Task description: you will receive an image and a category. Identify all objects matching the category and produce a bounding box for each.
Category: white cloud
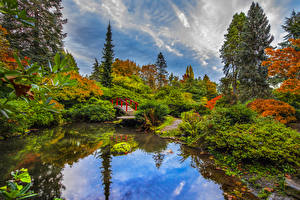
[70,0,291,70]
[212,66,222,72]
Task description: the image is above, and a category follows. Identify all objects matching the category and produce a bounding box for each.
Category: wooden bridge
[111,98,138,119]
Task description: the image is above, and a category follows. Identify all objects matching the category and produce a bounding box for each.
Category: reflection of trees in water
[97,145,112,200]
[134,134,168,153]
[179,145,258,200]
[152,153,165,169]
[0,139,27,183]
[31,163,65,200]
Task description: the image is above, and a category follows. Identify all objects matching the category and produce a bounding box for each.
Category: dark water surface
[0,123,257,200]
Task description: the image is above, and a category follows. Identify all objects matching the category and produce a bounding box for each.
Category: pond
[0,123,258,200]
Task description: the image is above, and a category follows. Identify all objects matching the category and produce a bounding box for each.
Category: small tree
[90,58,101,81]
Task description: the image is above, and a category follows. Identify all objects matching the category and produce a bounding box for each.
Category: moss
[111,142,131,155]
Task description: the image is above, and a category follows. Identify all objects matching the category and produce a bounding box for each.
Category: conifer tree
[63,51,79,72]
[90,58,101,81]
[220,12,246,96]
[0,0,67,66]
[101,22,114,87]
[280,10,300,47]
[238,2,273,101]
[155,52,168,88]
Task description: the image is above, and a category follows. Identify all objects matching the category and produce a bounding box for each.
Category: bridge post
[121,100,123,107]
[111,99,113,105]
[116,98,118,106]
[126,101,128,111]
[135,103,137,111]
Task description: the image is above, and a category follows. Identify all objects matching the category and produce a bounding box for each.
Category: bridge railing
[111,98,138,111]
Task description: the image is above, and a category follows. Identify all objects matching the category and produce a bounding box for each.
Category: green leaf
[0,109,9,118]
[16,183,31,196]
[26,64,40,74]
[4,70,21,77]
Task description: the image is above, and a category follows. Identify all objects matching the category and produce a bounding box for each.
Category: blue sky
[62,0,299,82]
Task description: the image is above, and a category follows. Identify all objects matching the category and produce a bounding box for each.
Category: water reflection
[0,123,257,200]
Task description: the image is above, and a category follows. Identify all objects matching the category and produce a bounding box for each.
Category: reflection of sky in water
[62,143,223,200]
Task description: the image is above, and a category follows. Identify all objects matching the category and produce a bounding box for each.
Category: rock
[285,177,300,199]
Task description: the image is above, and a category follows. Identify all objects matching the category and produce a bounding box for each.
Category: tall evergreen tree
[280,10,300,47]
[238,2,274,101]
[220,12,247,96]
[101,22,114,87]
[0,0,67,66]
[155,52,168,88]
[90,58,101,81]
[99,146,112,200]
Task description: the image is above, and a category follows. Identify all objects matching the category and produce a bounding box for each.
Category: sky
[62,0,300,82]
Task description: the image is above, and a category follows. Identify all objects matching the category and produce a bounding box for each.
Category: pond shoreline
[151,119,299,200]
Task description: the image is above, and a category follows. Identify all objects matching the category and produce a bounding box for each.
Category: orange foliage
[50,99,64,110]
[112,58,140,76]
[50,71,103,102]
[262,39,300,95]
[140,64,158,89]
[205,95,222,110]
[247,99,296,124]
[0,25,30,69]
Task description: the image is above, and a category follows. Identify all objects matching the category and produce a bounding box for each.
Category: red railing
[111,98,139,111]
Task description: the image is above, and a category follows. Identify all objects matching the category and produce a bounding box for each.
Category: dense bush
[209,104,257,128]
[50,71,103,108]
[160,89,194,117]
[135,101,169,128]
[179,111,203,138]
[0,100,62,137]
[247,99,296,124]
[64,98,115,122]
[205,95,223,110]
[100,75,152,104]
[205,117,300,167]
[273,91,300,121]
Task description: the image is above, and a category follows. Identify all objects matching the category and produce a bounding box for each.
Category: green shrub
[206,117,300,167]
[193,104,211,115]
[135,101,169,128]
[0,100,62,137]
[65,98,115,122]
[162,89,194,117]
[209,104,257,127]
[179,111,203,138]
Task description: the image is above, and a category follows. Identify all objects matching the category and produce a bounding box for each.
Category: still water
[0,123,257,200]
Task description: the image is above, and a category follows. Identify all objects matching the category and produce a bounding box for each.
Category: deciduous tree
[140,64,157,89]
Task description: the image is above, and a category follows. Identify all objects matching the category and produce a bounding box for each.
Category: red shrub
[247,99,296,124]
[205,95,222,110]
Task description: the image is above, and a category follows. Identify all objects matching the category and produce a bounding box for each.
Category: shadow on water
[0,123,258,200]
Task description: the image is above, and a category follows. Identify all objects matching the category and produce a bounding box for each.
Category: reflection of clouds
[62,155,103,200]
[173,181,185,196]
[188,176,223,200]
[59,142,225,200]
